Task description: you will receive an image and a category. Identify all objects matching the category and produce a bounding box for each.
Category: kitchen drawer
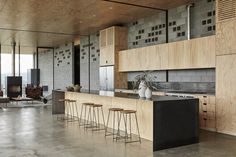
[200,116,216,129]
[206,104,216,112]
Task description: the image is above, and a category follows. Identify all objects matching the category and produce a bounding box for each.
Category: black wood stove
[6,76,22,98]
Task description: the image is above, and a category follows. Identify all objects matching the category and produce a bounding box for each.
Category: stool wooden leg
[122,113,127,143]
[86,106,91,128]
[113,111,116,140]
[93,108,97,128]
[74,102,79,120]
[101,107,106,128]
[116,112,122,141]
[135,113,141,143]
[105,110,111,136]
[71,102,74,119]
[84,106,87,128]
[117,111,120,137]
[79,104,84,125]
[97,107,100,128]
[62,101,66,120]
[69,102,73,121]
[129,114,132,140]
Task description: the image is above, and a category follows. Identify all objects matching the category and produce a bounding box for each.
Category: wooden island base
[64,91,199,151]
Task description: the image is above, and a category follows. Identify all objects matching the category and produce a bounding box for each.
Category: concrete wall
[127,0,215,49]
[54,43,73,90]
[80,33,100,91]
[168,5,188,42]
[127,12,166,49]
[39,42,74,94]
[38,49,53,95]
[78,0,216,92]
[191,0,216,38]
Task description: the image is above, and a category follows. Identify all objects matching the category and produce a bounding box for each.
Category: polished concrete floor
[0,106,236,157]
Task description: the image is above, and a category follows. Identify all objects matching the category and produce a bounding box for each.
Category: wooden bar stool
[58,99,70,121]
[91,104,106,131]
[117,110,141,144]
[67,100,79,122]
[105,108,124,140]
[79,103,94,128]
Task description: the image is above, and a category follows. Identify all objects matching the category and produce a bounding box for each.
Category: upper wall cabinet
[99,26,127,66]
[119,36,216,72]
[190,36,216,68]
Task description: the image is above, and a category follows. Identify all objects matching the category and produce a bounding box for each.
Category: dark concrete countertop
[69,90,197,102]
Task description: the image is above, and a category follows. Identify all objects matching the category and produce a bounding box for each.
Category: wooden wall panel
[216,19,236,55]
[216,54,236,136]
[115,27,128,49]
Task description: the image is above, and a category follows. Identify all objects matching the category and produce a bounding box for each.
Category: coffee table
[11,97,34,105]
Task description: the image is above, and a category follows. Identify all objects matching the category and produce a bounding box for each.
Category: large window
[16,54,34,86]
[1,54,12,94]
[1,53,33,95]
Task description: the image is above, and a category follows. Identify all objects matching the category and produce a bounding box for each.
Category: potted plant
[73,84,82,92]
[66,85,74,92]
[132,71,158,99]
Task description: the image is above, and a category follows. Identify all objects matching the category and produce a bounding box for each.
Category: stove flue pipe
[12,42,16,77]
[187,3,194,40]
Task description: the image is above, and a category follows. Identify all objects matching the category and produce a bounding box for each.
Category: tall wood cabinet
[100,26,127,66]
[99,26,128,89]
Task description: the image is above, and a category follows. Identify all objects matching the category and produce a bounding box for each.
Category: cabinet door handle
[106,60,108,63]
[203,103,207,105]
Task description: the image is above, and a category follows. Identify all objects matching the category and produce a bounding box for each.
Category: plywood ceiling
[0,0,190,54]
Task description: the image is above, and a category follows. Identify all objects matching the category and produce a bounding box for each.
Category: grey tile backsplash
[127,69,215,94]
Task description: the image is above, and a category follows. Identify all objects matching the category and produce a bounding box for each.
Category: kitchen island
[64,91,199,151]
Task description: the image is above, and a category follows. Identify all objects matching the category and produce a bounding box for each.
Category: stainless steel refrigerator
[99,66,114,91]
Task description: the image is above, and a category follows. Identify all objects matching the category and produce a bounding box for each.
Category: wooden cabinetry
[190,36,216,68]
[195,95,216,131]
[100,26,127,66]
[99,26,128,89]
[100,46,115,66]
[119,43,169,71]
[118,36,216,72]
[168,40,191,69]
